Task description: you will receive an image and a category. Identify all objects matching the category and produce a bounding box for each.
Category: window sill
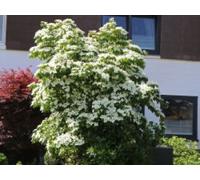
[145,55,161,59]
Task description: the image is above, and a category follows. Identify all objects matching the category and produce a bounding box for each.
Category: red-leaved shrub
[0,68,37,102]
[0,68,44,164]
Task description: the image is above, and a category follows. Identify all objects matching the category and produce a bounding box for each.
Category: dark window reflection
[163,98,193,135]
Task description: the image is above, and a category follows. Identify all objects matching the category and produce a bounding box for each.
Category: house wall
[5,15,200,61]
[6,15,101,50]
[160,16,200,61]
[0,49,39,71]
[1,15,200,141]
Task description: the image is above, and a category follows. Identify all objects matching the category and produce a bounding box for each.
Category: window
[162,95,197,140]
[131,17,156,50]
[102,15,159,54]
[0,15,6,48]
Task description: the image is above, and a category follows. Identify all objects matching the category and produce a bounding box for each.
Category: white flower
[120,80,137,94]
[56,133,72,146]
[74,138,85,146]
[66,31,73,37]
[139,83,152,95]
[101,73,110,81]
[55,132,85,147]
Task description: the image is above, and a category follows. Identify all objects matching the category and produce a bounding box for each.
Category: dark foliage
[0,69,45,164]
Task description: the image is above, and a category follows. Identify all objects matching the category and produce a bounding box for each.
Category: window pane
[162,97,194,135]
[132,17,156,50]
[102,16,127,30]
[0,16,3,41]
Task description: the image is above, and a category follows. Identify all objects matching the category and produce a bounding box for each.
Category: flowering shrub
[0,69,37,102]
[162,136,200,165]
[29,18,164,164]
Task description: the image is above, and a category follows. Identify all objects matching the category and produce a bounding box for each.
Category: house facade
[1,15,200,141]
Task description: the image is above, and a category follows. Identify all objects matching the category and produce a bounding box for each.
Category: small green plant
[0,153,8,165]
[16,161,23,165]
[162,136,200,165]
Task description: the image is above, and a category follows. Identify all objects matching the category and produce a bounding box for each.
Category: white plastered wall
[0,49,40,71]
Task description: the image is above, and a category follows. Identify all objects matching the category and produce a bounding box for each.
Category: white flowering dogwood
[29,18,164,164]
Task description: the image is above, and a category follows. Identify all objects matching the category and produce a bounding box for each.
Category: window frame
[0,15,6,49]
[161,95,198,141]
[101,15,160,55]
